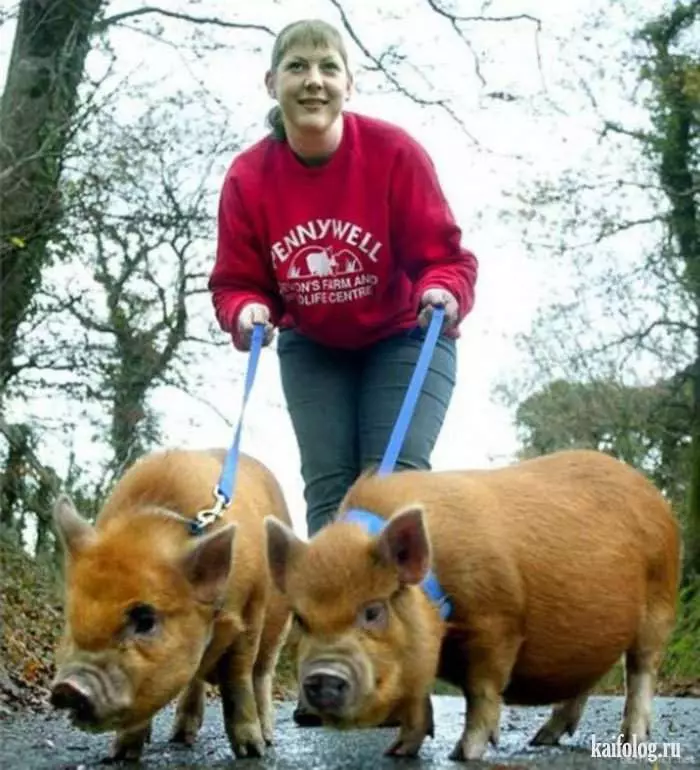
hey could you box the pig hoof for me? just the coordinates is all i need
[107,745,143,763]
[109,728,149,762]
[384,735,424,758]
[530,723,564,746]
[531,715,579,746]
[449,741,467,762]
[622,724,651,744]
[170,724,199,746]
[231,723,266,758]
[233,739,266,759]
[449,739,488,762]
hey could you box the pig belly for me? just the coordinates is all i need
[515,580,642,704]
[439,571,643,706]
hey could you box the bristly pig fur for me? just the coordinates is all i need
[265,449,681,761]
[51,449,291,762]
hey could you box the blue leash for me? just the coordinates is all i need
[191,323,264,534]
[378,306,445,476]
[342,307,453,620]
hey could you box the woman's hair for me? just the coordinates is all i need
[265,19,350,141]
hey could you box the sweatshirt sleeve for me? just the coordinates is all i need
[389,136,478,323]
[208,169,283,349]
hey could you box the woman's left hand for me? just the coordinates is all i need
[417,288,459,330]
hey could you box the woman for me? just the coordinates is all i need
[209,18,478,542]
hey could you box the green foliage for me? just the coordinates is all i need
[502,0,699,574]
[663,575,700,684]
[515,376,692,509]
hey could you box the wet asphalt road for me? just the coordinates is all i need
[0,695,698,769]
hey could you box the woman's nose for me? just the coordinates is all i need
[304,65,323,88]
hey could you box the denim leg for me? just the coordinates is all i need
[358,328,457,472]
[277,330,360,538]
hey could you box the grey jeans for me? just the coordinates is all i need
[277,326,457,538]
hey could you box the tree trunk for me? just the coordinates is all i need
[110,380,149,476]
[0,422,30,535]
[0,0,103,398]
[688,335,700,577]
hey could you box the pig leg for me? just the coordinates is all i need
[170,678,205,746]
[621,648,658,742]
[252,595,290,745]
[217,613,266,757]
[252,662,275,746]
[110,722,152,761]
[621,599,675,743]
[384,694,434,757]
[530,692,589,745]
[450,627,522,762]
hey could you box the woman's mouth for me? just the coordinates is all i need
[299,99,327,108]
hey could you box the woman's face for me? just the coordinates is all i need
[266,42,352,140]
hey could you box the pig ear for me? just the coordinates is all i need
[181,523,236,605]
[53,494,96,557]
[375,505,431,585]
[265,517,306,594]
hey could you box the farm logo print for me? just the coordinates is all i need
[271,218,383,307]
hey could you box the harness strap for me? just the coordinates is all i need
[342,507,452,620]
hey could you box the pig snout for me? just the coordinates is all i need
[300,662,358,717]
[51,679,97,725]
[304,671,351,711]
[50,663,132,730]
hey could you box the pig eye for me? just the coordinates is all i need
[357,601,388,631]
[125,603,158,636]
[292,611,309,633]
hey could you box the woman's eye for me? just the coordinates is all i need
[125,603,158,636]
[357,601,388,630]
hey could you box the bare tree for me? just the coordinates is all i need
[497,0,699,574]
[0,0,104,401]
[26,90,234,482]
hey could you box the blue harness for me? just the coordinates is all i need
[342,507,452,621]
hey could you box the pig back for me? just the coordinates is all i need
[95,448,291,595]
[97,449,291,529]
[340,449,680,642]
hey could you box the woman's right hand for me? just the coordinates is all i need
[236,302,276,350]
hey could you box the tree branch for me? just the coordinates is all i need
[326,0,480,144]
[96,7,275,37]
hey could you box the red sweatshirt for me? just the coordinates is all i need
[209,111,478,350]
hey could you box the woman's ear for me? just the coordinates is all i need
[264,70,276,99]
[345,71,355,100]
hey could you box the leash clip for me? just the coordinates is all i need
[189,322,265,537]
[191,487,228,535]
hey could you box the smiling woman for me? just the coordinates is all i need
[208,14,478,543]
[207,23,478,735]
[264,19,353,162]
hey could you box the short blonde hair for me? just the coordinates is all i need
[266,19,350,141]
